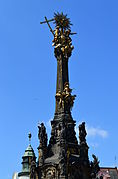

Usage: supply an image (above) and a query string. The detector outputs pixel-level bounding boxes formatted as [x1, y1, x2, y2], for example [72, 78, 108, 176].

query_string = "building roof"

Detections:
[98, 167, 118, 179]
[23, 144, 35, 158]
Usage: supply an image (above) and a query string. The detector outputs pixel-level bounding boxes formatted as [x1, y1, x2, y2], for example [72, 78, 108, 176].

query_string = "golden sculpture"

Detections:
[56, 82, 76, 110]
[55, 91, 63, 108]
[40, 12, 76, 58]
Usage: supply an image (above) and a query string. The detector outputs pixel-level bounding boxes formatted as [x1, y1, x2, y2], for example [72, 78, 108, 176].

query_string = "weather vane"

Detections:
[28, 132, 32, 145]
[40, 12, 77, 58]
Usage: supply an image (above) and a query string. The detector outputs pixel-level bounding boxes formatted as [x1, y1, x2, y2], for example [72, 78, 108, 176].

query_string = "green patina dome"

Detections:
[23, 144, 35, 158]
[18, 133, 36, 177]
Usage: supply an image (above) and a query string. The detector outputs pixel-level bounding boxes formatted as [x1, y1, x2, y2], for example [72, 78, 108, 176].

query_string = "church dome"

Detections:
[23, 144, 35, 158]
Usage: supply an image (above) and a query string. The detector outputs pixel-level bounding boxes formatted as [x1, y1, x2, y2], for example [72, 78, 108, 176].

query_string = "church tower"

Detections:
[18, 133, 36, 179]
[30, 13, 100, 179]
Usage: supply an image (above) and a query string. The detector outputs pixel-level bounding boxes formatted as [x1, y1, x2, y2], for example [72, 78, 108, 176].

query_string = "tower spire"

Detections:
[28, 132, 32, 145]
[18, 133, 36, 179]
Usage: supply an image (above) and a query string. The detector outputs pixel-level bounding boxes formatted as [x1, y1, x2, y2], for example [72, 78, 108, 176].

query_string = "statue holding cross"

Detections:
[40, 12, 76, 58]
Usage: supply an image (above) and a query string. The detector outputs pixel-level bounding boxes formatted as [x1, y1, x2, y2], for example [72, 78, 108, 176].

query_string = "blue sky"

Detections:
[0, 0, 118, 178]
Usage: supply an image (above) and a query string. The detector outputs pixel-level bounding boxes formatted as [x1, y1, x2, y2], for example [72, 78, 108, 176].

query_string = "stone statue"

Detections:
[38, 123, 47, 148]
[91, 154, 100, 179]
[79, 122, 87, 144]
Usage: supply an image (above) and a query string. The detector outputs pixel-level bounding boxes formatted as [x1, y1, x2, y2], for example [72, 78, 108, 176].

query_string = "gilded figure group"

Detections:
[55, 82, 76, 110]
[52, 27, 74, 58]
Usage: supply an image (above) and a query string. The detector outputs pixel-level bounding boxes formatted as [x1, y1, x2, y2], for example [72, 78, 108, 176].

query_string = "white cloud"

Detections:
[86, 126, 108, 138]
[75, 122, 108, 139]
[89, 142, 99, 148]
